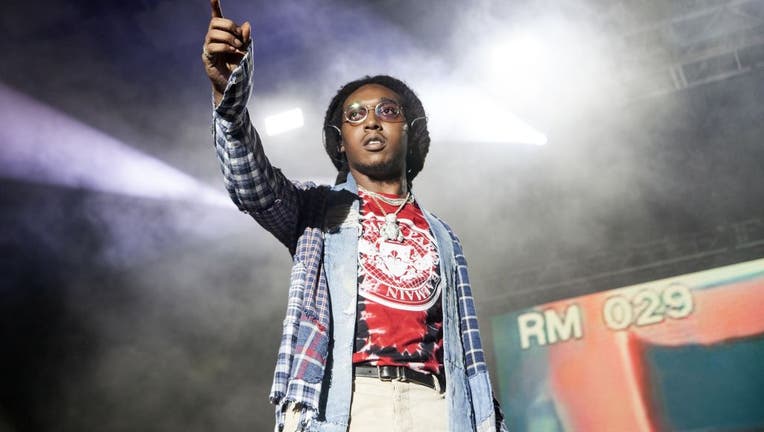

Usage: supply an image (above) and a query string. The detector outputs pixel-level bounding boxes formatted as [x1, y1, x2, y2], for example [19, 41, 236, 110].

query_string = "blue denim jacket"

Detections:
[212, 46, 507, 432]
[315, 176, 503, 432]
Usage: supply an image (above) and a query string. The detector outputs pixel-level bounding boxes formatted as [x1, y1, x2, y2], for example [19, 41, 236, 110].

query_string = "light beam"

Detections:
[0, 83, 231, 207]
[264, 108, 304, 136]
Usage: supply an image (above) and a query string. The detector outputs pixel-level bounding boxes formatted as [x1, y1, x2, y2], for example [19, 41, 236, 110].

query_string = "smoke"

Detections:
[2, 178, 293, 431]
[0, 84, 230, 208]
[55, 224, 290, 432]
[1, 0, 762, 430]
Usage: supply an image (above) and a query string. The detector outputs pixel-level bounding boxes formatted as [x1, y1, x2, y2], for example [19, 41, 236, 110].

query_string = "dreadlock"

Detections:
[322, 75, 430, 188]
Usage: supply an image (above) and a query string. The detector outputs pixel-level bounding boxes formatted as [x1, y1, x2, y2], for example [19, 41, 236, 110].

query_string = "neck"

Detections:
[350, 171, 408, 196]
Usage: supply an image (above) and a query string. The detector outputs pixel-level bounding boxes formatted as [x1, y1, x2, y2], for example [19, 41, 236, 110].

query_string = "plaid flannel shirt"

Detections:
[212, 47, 506, 431]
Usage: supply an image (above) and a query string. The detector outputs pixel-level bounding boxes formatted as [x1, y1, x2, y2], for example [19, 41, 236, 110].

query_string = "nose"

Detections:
[363, 109, 382, 130]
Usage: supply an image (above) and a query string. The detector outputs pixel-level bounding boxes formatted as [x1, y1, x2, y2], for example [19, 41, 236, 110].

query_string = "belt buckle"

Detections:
[396, 367, 409, 383]
[377, 366, 394, 382]
[377, 365, 408, 382]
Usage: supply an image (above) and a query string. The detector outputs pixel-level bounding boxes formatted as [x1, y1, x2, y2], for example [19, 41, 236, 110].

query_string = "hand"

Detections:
[202, 0, 251, 104]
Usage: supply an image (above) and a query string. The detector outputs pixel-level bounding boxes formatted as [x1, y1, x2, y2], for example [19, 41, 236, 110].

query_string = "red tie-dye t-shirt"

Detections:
[352, 190, 443, 375]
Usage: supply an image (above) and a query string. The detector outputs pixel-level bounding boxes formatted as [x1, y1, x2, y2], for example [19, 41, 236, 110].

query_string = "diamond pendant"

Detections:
[379, 213, 404, 242]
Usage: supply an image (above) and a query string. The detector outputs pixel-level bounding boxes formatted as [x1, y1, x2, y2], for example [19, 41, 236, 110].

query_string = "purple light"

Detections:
[0, 83, 230, 207]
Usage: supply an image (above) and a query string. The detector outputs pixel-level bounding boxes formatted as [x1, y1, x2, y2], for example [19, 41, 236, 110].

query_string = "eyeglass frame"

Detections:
[342, 99, 406, 125]
[327, 115, 427, 138]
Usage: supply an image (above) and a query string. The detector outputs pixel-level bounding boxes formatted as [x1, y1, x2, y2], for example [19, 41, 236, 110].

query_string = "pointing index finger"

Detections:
[210, 0, 223, 18]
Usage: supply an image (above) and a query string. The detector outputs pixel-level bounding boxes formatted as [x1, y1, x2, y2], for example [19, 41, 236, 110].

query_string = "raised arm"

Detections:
[202, 0, 302, 251]
[202, 0, 250, 105]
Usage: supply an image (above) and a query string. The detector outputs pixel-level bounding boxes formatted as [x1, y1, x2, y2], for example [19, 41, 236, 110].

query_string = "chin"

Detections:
[354, 158, 405, 181]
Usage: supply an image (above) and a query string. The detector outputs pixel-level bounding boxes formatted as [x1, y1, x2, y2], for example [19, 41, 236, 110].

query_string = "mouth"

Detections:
[363, 134, 386, 150]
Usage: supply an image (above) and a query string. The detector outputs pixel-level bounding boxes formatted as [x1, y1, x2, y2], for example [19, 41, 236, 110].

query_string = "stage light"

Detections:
[475, 20, 612, 118]
[264, 108, 304, 136]
[490, 33, 547, 78]
[471, 107, 548, 146]
[0, 83, 231, 207]
[485, 32, 552, 103]
[422, 85, 548, 146]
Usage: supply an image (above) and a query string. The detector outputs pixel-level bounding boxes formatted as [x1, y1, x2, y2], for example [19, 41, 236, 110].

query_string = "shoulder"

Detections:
[426, 212, 462, 245]
[292, 181, 333, 214]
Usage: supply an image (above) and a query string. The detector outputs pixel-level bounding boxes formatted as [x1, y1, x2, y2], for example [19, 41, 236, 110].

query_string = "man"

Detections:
[202, 1, 508, 431]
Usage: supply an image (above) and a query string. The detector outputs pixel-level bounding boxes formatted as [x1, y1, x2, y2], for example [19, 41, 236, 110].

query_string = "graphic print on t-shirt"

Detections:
[357, 212, 441, 311]
[354, 190, 443, 374]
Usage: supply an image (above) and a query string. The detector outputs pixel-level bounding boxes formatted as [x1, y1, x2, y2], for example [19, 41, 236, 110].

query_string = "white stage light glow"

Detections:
[490, 34, 546, 77]
[0, 84, 231, 207]
[422, 85, 548, 146]
[475, 20, 613, 117]
[264, 108, 304, 136]
[468, 107, 548, 146]
[487, 32, 552, 103]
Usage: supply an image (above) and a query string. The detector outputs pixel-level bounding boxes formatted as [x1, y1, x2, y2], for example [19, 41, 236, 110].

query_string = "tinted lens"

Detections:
[375, 101, 402, 122]
[345, 103, 368, 123]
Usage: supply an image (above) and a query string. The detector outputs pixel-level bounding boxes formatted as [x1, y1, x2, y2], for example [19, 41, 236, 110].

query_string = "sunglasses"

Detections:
[343, 100, 405, 125]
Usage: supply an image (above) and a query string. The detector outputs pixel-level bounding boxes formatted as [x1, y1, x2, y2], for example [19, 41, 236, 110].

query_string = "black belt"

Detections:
[353, 365, 445, 392]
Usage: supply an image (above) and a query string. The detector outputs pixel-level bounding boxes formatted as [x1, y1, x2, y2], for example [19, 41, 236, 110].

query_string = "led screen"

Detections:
[491, 259, 764, 432]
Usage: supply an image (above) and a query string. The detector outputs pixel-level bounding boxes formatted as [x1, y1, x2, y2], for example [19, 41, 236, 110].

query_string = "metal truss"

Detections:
[481, 217, 764, 312]
[604, 0, 764, 100]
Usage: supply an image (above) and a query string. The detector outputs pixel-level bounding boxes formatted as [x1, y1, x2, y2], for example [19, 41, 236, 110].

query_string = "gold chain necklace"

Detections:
[361, 188, 411, 206]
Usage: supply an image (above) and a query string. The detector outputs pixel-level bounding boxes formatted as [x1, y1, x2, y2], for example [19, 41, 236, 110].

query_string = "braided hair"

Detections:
[322, 75, 430, 188]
